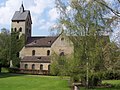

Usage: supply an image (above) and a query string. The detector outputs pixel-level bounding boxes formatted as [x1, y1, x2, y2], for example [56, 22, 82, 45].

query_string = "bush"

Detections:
[8, 67, 20, 73]
[88, 73, 102, 87]
[104, 70, 120, 80]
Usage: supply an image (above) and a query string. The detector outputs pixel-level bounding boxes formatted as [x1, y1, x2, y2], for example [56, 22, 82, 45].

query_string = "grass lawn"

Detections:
[0, 72, 120, 90]
[102, 80, 120, 85]
[80, 80, 120, 90]
[0, 73, 70, 90]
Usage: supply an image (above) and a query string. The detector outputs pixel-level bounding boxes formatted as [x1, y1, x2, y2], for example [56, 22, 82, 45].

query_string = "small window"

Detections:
[32, 64, 35, 70]
[61, 37, 64, 41]
[32, 50, 35, 56]
[19, 27, 22, 32]
[14, 28, 17, 32]
[48, 65, 50, 71]
[40, 64, 43, 70]
[59, 52, 64, 56]
[25, 64, 28, 69]
[47, 50, 50, 56]
[38, 57, 41, 59]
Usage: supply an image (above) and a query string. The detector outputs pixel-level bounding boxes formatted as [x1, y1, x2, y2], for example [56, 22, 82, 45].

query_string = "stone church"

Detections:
[11, 4, 73, 74]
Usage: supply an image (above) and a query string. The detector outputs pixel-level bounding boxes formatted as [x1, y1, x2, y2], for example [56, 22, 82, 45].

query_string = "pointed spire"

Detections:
[20, 1, 24, 13]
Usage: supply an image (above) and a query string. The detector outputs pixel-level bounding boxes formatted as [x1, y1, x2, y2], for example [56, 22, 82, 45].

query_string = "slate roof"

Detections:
[25, 36, 58, 47]
[21, 56, 50, 63]
[12, 10, 30, 21]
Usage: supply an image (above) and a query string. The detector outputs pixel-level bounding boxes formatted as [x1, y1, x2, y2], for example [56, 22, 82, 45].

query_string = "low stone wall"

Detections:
[9, 67, 50, 75]
[20, 69, 49, 75]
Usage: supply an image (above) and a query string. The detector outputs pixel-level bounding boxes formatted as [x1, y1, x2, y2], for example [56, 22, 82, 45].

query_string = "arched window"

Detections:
[48, 65, 50, 71]
[61, 37, 64, 41]
[40, 64, 43, 70]
[32, 64, 35, 70]
[47, 50, 50, 56]
[14, 28, 17, 32]
[32, 50, 35, 56]
[25, 64, 28, 69]
[19, 27, 22, 32]
[59, 52, 64, 56]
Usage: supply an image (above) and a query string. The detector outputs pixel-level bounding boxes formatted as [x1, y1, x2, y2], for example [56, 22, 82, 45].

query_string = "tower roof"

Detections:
[12, 10, 30, 21]
[12, 3, 32, 23]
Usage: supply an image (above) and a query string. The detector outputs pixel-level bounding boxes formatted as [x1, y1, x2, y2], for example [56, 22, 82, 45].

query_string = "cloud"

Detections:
[0, 0, 21, 25]
[0, 0, 58, 36]
[48, 8, 59, 21]
[29, 0, 54, 14]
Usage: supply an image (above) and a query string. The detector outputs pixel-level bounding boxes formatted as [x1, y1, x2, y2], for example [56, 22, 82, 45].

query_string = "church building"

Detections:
[11, 4, 73, 74]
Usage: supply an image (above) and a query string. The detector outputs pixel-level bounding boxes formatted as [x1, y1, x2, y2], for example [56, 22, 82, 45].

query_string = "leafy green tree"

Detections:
[0, 28, 11, 71]
[11, 28, 25, 67]
[52, 0, 120, 87]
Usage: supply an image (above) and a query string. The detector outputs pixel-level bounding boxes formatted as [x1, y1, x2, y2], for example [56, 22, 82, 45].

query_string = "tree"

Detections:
[11, 28, 25, 67]
[0, 28, 11, 71]
[53, 0, 120, 87]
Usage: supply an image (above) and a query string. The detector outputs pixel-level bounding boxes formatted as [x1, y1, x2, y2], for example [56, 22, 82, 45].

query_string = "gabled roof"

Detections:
[21, 56, 50, 63]
[25, 36, 58, 47]
[12, 10, 30, 21]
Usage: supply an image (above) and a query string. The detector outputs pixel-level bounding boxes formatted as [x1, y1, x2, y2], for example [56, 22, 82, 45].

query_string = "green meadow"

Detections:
[0, 72, 120, 90]
[0, 73, 70, 90]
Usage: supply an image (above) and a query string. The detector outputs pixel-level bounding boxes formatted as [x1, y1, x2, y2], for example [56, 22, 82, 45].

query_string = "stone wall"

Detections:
[20, 47, 51, 58]
[51, 35, 74, 55]
[12, 21, 26, 36]
[20, 62, 50, 70]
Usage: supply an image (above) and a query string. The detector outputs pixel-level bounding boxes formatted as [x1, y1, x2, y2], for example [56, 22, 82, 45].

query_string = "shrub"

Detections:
[104, 70, 120, 80]
[8, 67, 20, 73]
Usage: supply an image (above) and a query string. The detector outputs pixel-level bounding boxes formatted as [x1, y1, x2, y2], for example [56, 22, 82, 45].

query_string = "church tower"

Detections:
[11, 3, 32, 41]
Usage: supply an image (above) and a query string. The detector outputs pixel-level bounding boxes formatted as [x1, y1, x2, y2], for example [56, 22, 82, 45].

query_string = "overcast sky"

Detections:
[0, 0, 59, 36]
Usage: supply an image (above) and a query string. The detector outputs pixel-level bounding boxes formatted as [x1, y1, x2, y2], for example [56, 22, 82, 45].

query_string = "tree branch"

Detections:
[96, 0, 120, 17]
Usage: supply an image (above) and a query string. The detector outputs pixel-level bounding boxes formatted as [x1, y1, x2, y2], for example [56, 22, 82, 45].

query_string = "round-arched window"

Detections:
[32, 64, 35, 70]
[40, 64, 43, 70]
[47, 50, 50, 56]
[61, 37, 64, 41]
[48, 65, 50, 71]
[19, 27, 22, 32]
[25, 64, 28, 69]
[14, 28, 17, 32]
[32, 50, 35, 56]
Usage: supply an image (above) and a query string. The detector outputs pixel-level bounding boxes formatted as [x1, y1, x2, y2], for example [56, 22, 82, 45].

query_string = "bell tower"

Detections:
[11, 3, 32, 41]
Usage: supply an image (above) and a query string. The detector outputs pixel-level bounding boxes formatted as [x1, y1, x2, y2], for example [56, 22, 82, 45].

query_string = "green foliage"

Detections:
[0, 28, 25, 68]
[11, 29, 25, 67]
[102, 80, 120, 89]
[55, 0, 120, 87]
[1, 67, 9, 73]
[51, 53, 69, 76]
[0, 28, 11, 67]
[104, 70, 120, 80]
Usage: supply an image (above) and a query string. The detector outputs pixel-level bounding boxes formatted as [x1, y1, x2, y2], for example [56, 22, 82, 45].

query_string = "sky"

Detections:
[0, 0, 59, 36]
[0, 0, 119, 37]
